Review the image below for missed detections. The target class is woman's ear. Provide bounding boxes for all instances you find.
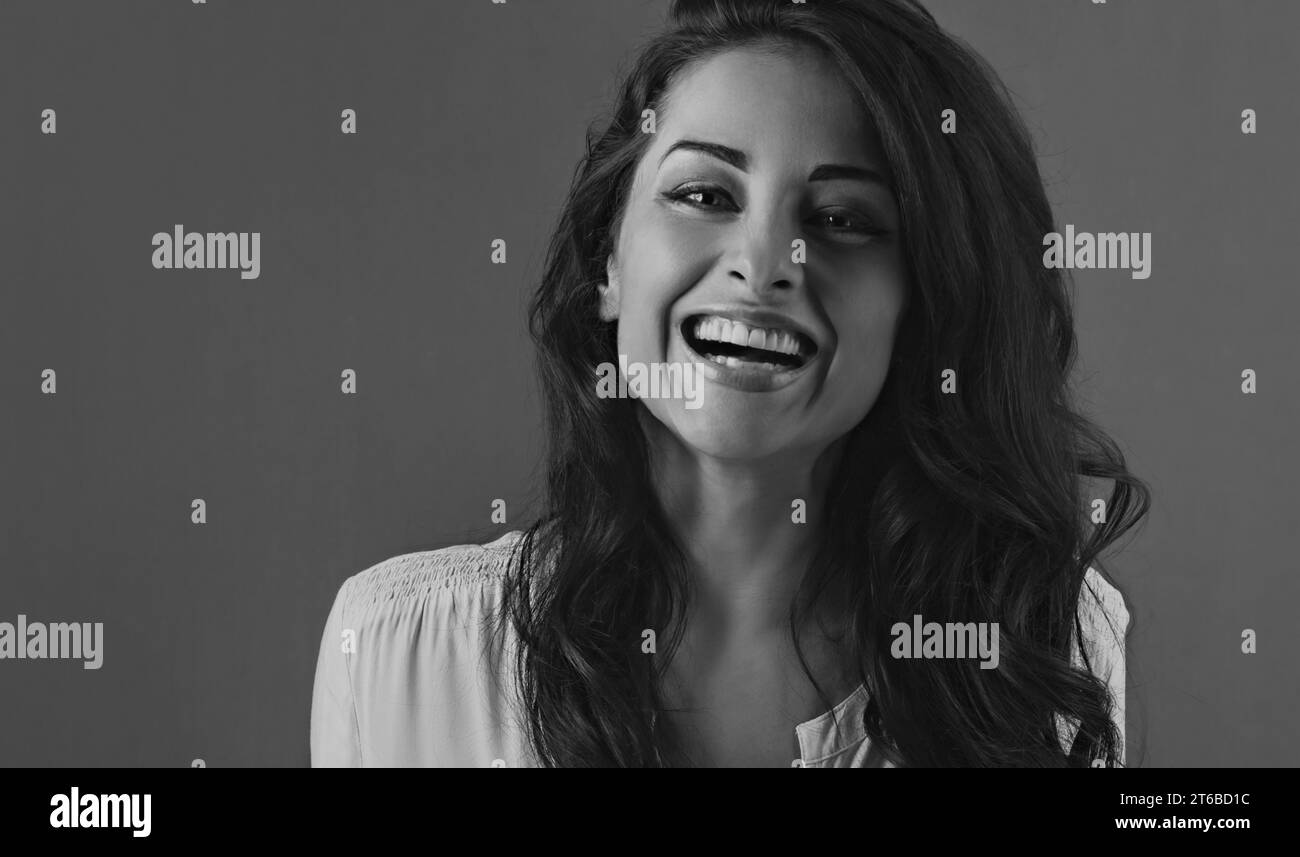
[598,255,621,322]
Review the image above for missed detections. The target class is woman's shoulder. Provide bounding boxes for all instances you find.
[1078,565,1130,654]
[1060,564,1131,761]
[310,530,531,767]
[338,529,525,618]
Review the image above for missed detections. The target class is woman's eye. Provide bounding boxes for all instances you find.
[665,184,734,210]
[811,210,885,236]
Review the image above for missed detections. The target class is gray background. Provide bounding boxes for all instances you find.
[1,0,1295,767]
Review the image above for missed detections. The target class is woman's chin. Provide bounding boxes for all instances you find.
[638,401,808,461]
[668,423,792,462]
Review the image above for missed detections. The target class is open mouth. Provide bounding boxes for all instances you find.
[681,314,818,372]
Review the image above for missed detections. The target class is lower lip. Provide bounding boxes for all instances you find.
[678,323,817,393]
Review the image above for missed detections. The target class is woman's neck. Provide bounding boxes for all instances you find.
[643,413,849,636]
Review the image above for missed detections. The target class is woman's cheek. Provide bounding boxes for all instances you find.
[624,222,712,304]
[821,269,904,382]
[655,205,721,252]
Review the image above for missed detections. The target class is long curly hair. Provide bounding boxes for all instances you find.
[493,0,1152,767]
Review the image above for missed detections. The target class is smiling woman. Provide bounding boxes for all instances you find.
[311,0,1151,768]
[598,40,905,467]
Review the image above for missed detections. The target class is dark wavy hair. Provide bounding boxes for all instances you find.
[493,0,1151,767]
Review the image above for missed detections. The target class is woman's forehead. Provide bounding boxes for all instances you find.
[653,46,885,169]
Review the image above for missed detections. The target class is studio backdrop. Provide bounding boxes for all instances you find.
[1,0,1296,767]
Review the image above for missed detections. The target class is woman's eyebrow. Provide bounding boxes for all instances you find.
[660,139,747,171]
[807,163,892,190]
[659,138,892,189]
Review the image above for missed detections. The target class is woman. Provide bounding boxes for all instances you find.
[311,0,1150,768]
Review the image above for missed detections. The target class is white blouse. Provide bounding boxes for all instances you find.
[310,530,1129,767]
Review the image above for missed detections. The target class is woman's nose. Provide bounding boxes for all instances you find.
[725,211,806,297]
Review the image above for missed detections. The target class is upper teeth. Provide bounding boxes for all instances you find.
[691,315,805,357]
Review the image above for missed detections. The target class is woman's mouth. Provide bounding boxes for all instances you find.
[680,314,818,372]
[675,313,820,394]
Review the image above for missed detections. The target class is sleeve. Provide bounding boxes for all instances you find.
[1076,569,1130,764]
[310,577,363,767]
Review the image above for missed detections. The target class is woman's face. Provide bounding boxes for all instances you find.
[600,44,908,463]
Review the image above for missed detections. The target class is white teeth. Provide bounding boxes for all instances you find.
[704,353,785,371]
[689,314,807,357]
